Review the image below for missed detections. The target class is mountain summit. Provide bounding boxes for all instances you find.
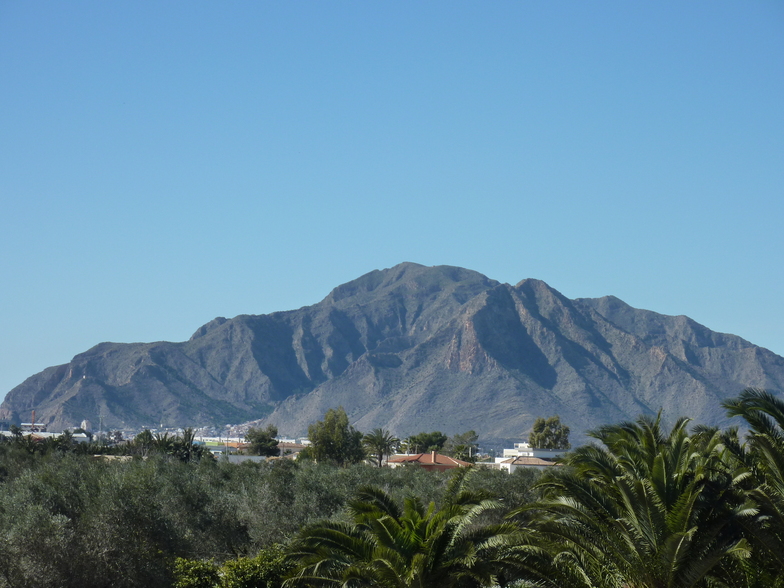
[3,263,783,442]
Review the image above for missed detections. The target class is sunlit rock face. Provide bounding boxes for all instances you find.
[3,262,784,444]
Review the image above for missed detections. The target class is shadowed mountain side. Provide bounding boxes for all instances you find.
[2,263,783,443]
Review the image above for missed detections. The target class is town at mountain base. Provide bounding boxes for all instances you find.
[2,262,783,443]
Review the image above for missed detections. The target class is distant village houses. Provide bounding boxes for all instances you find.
[387,451,471,472]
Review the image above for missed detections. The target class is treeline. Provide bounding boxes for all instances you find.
[293,406,490,465]
[170,388,784,588]
[0,427,210,462]
[0,436,537,588]
[2,388,783,588]
[279,388,784,588]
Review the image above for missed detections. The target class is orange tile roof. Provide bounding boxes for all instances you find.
[387,451,471,467]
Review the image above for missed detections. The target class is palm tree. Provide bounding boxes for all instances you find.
[56,430,75,452]
[362,428,399,468]
[285,469,521,588]
[172,428,201,462]
[518,414,751,588]
[133,429,154,457]
[723,388,784,579]
[153,432,174,455]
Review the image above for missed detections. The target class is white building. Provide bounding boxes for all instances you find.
[493,441,566,472]
[501,441,564,461]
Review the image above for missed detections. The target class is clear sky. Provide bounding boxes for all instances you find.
[1,2,783,401]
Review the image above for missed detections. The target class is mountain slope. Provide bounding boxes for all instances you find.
[2,262,782,443]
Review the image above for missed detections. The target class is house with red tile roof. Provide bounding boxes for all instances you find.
[387,451,471,472]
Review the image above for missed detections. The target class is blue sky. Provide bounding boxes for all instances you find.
[1,2,783,400]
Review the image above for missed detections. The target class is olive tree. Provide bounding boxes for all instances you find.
[528,416,570,450]
[304,407,364,467]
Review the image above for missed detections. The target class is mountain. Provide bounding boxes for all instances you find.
[2,262,783,443]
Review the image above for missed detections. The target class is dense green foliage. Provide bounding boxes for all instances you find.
[518,415,750,588]
[443,430,479,462]
[246,425,281,457]
[3,389,784,588]
[528,415,570,449]
[362,428,399,467]
[303,407,365,466]
[722,388,784,580]
[403,430,448,453]
[0,426,208,468]
[286,469,519,588]
[1,433,535,588]
[172,558,221,588]
[173,544,292,588]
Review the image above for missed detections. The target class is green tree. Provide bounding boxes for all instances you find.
[286,469,520,588]
[172,558,220,588]
[172,428,206,462]
[362,428,399,467]
[723,388,784,579]
[172,546,291,588]
[56,430,75,452]
[404,431,447,454]
[133,429,154,457]
[519,414,751,588]
[528,415,570,449]
[444,430,479,462]
[153,431,175,454]
[222,545,291,588]
[306,407,364,467]
[246,425,280,457]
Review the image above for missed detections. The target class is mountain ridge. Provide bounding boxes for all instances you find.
[2,263,783,443]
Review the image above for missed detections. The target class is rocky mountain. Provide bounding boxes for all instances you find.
[2,262,783,443]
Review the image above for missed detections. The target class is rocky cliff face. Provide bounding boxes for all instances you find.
[3,262,783,443]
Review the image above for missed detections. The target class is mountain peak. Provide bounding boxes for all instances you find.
[323,263,497,305]
[2,263,783,443]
